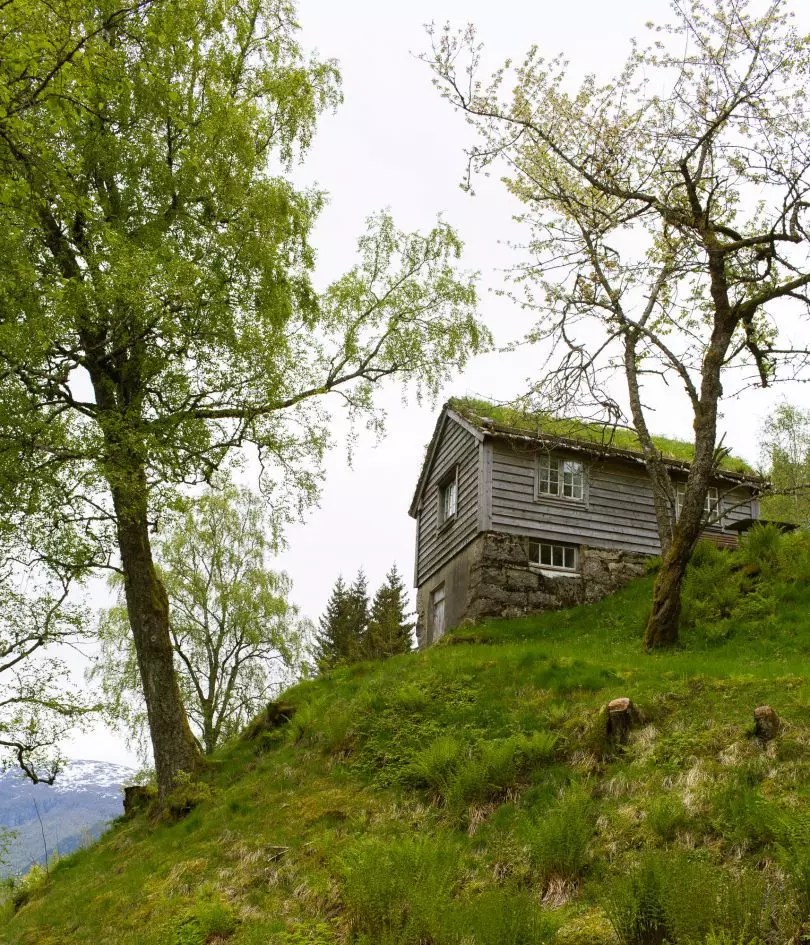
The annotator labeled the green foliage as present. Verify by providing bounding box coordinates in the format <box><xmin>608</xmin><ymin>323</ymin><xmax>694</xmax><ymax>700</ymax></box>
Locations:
<box><xmin>365</xmin><ymin>565</ymin><xmax>414</xmax><ymax>659</ymax></box>
<box><xmin>738</xmin><ymin>524</ymin><xmax>784</xmax><ymax>570</ymax></box>
<box><xmin>444</xmin><ymin>886</ymin><xmax>559</xmax><ymax>944</ymax></box>
<box><xmin>92</xmin><ymin>482</ymin><xmax>309</xmax><ymax>757</ymax></box>
<box><xmin>645</xmin><ymin>794</ymin><xmax>690</xmax><ymax>845</ymax></box>
<box><xmin>406</xmin><ymin>731</ymin><xmax>557</xmax><ymax>814</ymax></box>
<box><xmin>521</xmin><ymin>787</ymin><xmax>594</xmax><ymax>885</ymax></box>
<box><xmin>677</xmin><ymin>530</ymin><xmax>810</xmax><ymax>640</ymax></box>
<box><xmin>9</xmin><ymin>558</ymin><xmax>810</xmax><ymax>943</ymax></box>
<box><xmin>759</xmin><ymin>402</ymin><xmax>810</xmax><ymax>526</ymax></box>
<box><xmin>314</xmin><ymin>572</ymin><xmax>367</xmax><ymax>669</ymax></box>
<box><xmin>315</xmin><ymin>566</ymin><xmax>413</xmax><ymax>668</ymax></box>
<box><xmin>171</xmin><ymin>893</ymin><xmax>237</xmax><ymax>945</ymax></box>
<box><xmin>602</xmin><ymin>854</ymin><xmax>670</xmax><ymax>945</ymax></box>
<box><xmin>2</xmin><ymin>864</ymin><xmax>49</xmax><ymax>915</ymax></box>
<box><xmin>338</xmin><ymin>835</ymin><xmax>462</xmax><ymax>944</ymax></box>
<box><xmin>0</xmin><ymin>0</ymin><xmax>486</xmax><ymax>791</ymax></box>
<box><xmin>604</xmin><ymin>853</ymin><xmax>773</xmax><ymax>945</ymax></box>
<box><xmin>776</xmin><ymin>814</ymin><xmax>810</xmax><ymax>917</ymax></box>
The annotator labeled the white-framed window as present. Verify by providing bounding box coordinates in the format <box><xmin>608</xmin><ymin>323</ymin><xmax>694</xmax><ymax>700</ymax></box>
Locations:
<box><xmin>537</xmin><ymin>455</ymin><xmax>585</xmax><ymax>501</ymax></box>
<box><xmin>438</xmin><ymin>468</ymin><xmax>458</xmax><ymax>525</ymax></box>
<box><xmin>529</xmin><ymin>541</ymin><xmax>579</xmax><ymax>571</ymax></box>
<box><xmin>431</xmin><ymin>584</ymin><xmax>446</xmax><ymax>638</ymax></box>
<box><xmin>675</xmin><ymin>483</ymin><xmax>720</xmax><ymax>521</ymax></box>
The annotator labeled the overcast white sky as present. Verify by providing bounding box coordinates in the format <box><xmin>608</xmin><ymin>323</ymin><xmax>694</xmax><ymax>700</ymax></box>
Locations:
<box><xmin>66</xmin><ymin>0</ymin><xmax>810</xmax><ymax>766</ymax></box>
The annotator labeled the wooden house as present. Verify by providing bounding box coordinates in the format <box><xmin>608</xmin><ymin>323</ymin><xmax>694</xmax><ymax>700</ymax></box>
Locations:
<box><xmin>409</xmin><ymin>398</ymin><xmax>764</xmax><ymax>646</ymax></box>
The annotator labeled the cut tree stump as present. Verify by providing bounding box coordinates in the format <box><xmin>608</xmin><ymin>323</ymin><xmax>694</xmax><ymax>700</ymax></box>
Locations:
<box><xmin>123</xmin><ymin>784</ymin><xmax>156</xmax><ymax>817</ymax></box>
<box><xmin>606</xmin><ymin>697</ymin><xmax>637</xmax><ymax>744</ymax></box>
<box><xmin>754</xmin><ymin>705</ymin><xmax>780</xmax><ymax>742</ymax></box>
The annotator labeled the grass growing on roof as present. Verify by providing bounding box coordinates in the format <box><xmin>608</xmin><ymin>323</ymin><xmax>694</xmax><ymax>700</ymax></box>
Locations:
<box><xmin>450</xmin><ymin>396</ymin><xmax>758</xmax><ymax>475</ymax></box>
<box><xmin>4</xmin><ymin>528</ymin><xmax>810</xmax><ymax>943</ymax></box>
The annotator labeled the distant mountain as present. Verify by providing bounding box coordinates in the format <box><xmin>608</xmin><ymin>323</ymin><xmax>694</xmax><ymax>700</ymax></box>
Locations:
<box><xmin>0</xmin><ymin>759</ymin><xmax>135</xmax><ymax>877</ymax></box>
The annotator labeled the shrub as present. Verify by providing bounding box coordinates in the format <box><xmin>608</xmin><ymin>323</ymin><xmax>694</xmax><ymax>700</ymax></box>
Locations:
<box><xmin>171</xmin><ymin>893</ymin><xmax>238</xmax><ymax>945</ymax></box>
<box><xmin>522</xmin><ymin>787</ymin><xmax>594</xmax><ymax>885</ymax></box>
<box><xmin>4</xmin><ymin>864</ymin><xmax>48</xmax><ymax>914</ymax></box>
<box><xmin>776</xmin><ymin>812</ymin><xmax>810</xmax><ymax>916</ymax></box>
<box><xmin>447</xmin><ymin>732</ymin><xmax>557</xmax><ymax>812</ymax></box>
<box><xmin>645</xmin><ymin>794</ymin><xmax>690</xmax><ymax>845</ymax></box>
<box><xmin>602</xmin><ymin>854</ymin><xmax>670</xmax><ymax>945</ymax></box>
<box><xmin>603</xmin><ymin>853</ymin><xmax>772</xmax><ymax>945</ymax></box>
<box><xmin>707</xmin><ymin>782</ymin><xmax>781</xmax><ymax>851</ymax></box>
<box><xmin>738</xmin><ymin>523</ymin><xmax>783</xmax><ymax>570</ymax></box>
<box><xmin>338</xmin><ymin>835</ymin><xmax>462</xmax><ymax>944</ymax></box>
<box><xmin>405</xmin><ymin>735</ymin><xmax>464</xmax><ymax>800</ymax></box>
<box><xmin>446</xmin><ymin>886</ymin><xmax>559</xmax><ymax>944</ymax></box>
<box><xmin>682</xmin><ymin>545</ymin><xmax>740</xmax><ymax>629</ymax></box>
<box><xmin>406</xmin><ymin>731</ymin><xmax>557</xmax><ymax>814</ymax></box>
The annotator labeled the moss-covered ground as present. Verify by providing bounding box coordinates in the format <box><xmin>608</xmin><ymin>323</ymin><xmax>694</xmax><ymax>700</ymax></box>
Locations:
<box><xmin>3</xmin><ymin>527</ymin><xmax>810</xmax><ymax>945</ymax></box>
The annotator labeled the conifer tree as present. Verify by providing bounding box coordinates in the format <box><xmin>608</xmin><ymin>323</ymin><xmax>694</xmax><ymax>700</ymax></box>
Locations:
<box><xmin>314</xmin><ymin>577</ymin><xmax>353</xmax><ymax>670</ymax></box>
<box><xmin>346</xmin><ymin>570</ymin><xmax>371</xmax><ymax>654</ymax></box>
<box><xmin>314</xmin><ymin>570</ymin><xmax>373</xmax><ymax>669</ymax></box>
<box><xmin>365</xmin><ymin>566</ymin><xmax>414</xmax><ymax>659</ymax></box>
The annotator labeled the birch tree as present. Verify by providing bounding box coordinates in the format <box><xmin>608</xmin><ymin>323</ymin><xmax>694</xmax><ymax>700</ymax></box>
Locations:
<box><xmin>0</xmin><ymin>0</ymin><xmax>485</xmax><ymax>797</ymax></box>
<box><xmin>92</xmin><ymin>484</ymin><xmax>307</xmax><ymax>757</ymax></box>
<box><xmin>427</xmin><ymin>0</ymin><xmax>810</xmax><ymax>647</ymax></box>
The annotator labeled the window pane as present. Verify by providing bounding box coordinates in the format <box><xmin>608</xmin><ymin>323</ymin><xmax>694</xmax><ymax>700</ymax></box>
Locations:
<box><xmin>540</xmin><ymin>544</ymin><xmax>552</xmax><ymax>565</ymax></box>
<box><xmin>564</xmin><ymin>547</ymin><xmax>576</xmax><ymax>569</ymax></box>
<box><xmin>442</xmin><ymin>479</ymin><xmax>457</xmax><ymax>519</ymax></box>
<box><xmin>529</xmin><ymin>541</ymin><xmax>539</xmax><ymax>564</ymax></box>
<box><xmin>538</xmin><ymin>456</ymin><xmax>559</xmax><ymax>495</ymax></box>
<box><xmin>552</xmin><ymin>545</ymin><xmax>563</xmax><ymax>567</ymax></box>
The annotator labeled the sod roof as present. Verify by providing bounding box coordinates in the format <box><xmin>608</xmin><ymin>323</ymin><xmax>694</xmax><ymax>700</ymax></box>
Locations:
<box><xmin>449</xmin><ymin>397</ymin><xmax>758</xmax><ymax>477</ymax></box>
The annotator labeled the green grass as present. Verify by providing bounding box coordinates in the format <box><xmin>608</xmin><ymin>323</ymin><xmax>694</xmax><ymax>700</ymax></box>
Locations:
<box><xmin>4</xmin><ymin>528</ymin><xmax>810</xmax><ymax>944</ymax></box>
<box><xmin>450</xmin><ymin>396</ymin><xmax>757</xmax><ymax>475</ymax></box>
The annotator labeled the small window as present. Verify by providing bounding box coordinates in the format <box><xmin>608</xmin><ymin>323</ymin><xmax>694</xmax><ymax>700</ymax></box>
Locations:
<box><xmin>537</xmin><ymin>456</ymin><xmax>584</xmax><ymax>501</ymax></box>
<box><xmin>438</xmin><ymin>469</ymin><xmax>458</xmax><ymax>525</ymax></box>
<box><xmin>529</xmin><ymin>541</ymin><xmax>578</xmax><ymax>571</ymax></box>
<box><xmin>676</xmin><ymin>483</ymin><xmax>719</xmax><ymax>520</ymax></box>
<box><xmin>431</xmin><ymin>584</ymin><xmax>446</xmax><ymax>638</ymax></box>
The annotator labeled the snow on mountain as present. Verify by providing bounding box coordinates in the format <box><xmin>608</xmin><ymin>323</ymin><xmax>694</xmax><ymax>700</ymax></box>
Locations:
<box><xmin>0</xmin><ymin>759</ymin><xmax>136</xmax><ymax>877</ymax></box>
<box><xmin>50</xmin><ymin>759</ymin><xmax>135</xmax><ymax>794</ymax></box>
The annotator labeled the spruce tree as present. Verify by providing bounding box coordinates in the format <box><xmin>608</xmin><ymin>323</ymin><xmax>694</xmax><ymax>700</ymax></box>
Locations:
<box><xmin>315</xmin><ymin>571</ymin><xmax>369</xmax><ymax>669</ymax></box>
<box><xmin>346</xmin><ymin>570</ymin><xmax>371</xmax><ymax>657</ymax></box>
<box><xmin>365</xmin><ymin>565</ymin><xmax>414</xmax><ymax>659</ymax></box>
<box><xmin>314</xmin><ymin>577</ymin><xmax>353</xmax><ymax>670</ymax></box>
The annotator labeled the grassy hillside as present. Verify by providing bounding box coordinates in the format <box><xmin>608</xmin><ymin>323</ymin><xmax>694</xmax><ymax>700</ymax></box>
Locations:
<box><xmin>4</xmin><ymin>527</ymin><xmax>810</xmax><ymax>945</ymax></box>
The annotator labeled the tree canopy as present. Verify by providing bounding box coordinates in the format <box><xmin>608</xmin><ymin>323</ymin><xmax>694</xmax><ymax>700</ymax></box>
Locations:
<box><xmin>428</xmin><ymin>0</ymin><xmax>810</xmax><ymax>647</ymax></box>
<box><xmin>92</xmin><ymin>483</ymin><xmax>308</xmax><ymax>757</ymax></box>
<box><xmin>0</xmin><ymin>0</ymin><xmax>486</xmax><ymax>795</ymax></box>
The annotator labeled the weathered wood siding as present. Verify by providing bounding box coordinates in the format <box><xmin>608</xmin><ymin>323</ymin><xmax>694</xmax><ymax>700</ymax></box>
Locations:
<box><xmin>489</xmin><ymin>441</ymin><xmax>754</xmax><ymax>556</ymax></box>
<box><xmin>416</xmin><ymin>417</ymin><xmax>480</xmax><ymax>584</ymax></box>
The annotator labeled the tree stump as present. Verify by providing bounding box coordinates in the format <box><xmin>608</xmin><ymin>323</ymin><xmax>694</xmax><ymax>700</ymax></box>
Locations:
<box><xmin>606</xmin><ymin>697</ymin><xmax>636</xmax><ymax>744</ymax></box>
<box><xmin>754</xmin><ymin>705</ymin><xmax>780</xmax><ymax>742</ymax></box>
<box><xmin>123</xmin><ymin>784</ymin><xmax>156</xmax><ymax>817</ymax></box>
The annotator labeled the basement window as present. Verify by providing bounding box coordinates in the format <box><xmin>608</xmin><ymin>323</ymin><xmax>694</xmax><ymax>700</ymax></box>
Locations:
<box><xmin>537</xmin><ymin>455</ymin><xmax>584</xmax><ymax>501</ymax></box>
<box><xmin>529</xmin><ymin>541</ymin><xmax>578</xmax><ymax>572</ymax></box>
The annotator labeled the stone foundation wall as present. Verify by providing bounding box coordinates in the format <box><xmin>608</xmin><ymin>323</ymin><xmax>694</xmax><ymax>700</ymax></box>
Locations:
<box><xmin>416</xmin><ymin>531</ymin><xmax>650</xmax><ymax>646</ymax></box>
